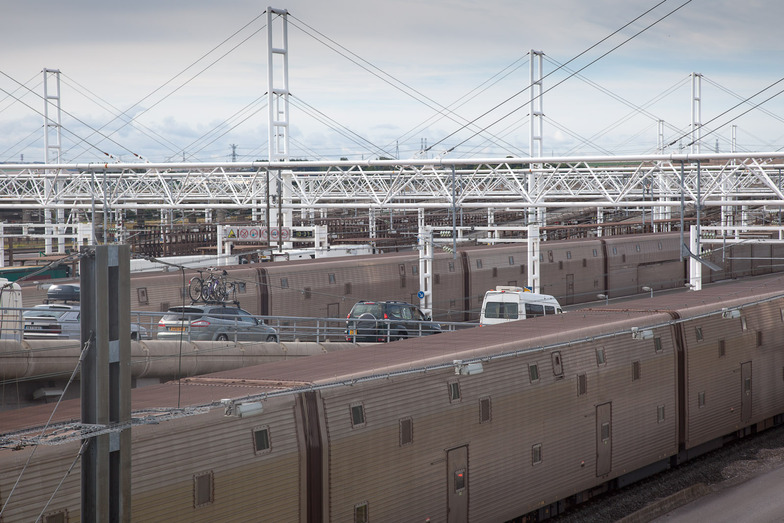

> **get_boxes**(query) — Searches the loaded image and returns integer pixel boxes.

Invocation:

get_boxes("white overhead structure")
[4,153,784,212]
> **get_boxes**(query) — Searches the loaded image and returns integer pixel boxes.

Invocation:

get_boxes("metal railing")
[9,307,477,344]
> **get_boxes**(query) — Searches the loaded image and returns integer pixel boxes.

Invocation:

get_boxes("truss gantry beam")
[2,153,784,213]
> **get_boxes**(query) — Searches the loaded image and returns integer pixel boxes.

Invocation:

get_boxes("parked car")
[23,284,149,340]
[157,304,279,342]
[23,303,150,340]
[479,286,563,326]
[345,300,442,342]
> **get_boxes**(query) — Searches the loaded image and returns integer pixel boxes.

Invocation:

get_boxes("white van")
[0,277,23,341]
[480,286,562,326]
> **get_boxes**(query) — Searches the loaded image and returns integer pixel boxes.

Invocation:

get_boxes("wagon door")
[447,445,468,523]
[596,402,612,477]
[741,361,752,423]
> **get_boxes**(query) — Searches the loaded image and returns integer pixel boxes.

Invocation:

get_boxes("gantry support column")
[81,244,131,522]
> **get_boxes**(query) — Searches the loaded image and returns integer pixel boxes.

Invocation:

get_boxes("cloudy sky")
[2,0,783,163]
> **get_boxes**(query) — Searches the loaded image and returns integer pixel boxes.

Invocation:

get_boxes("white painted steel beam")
[0,153,784,213]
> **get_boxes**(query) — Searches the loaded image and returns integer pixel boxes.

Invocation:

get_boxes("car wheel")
[266,334,277,343]
[216,333,229,342]
[130,332,138,341]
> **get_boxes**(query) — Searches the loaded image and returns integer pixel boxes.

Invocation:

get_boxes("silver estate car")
[157,305,278,342]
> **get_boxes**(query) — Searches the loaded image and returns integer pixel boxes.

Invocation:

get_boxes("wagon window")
[193,471,214,508]
[354,502,369,523]
[528,363,539,383]
[596,348,606,366]
[253,426,271,454]
[566,251,572,259]
[695,327,703,341]
[741,317,747,331]
[718,339,726,358]
[344,282,352,295]
[757,331,763,347]
[43,511,68,523]
[476,259,483,269]
[632,361,641,381]
[592,248,598,257]
[449,381,461,402]
[508,256,515,265]
[304,287,312,299]
[532,443,543,465]
[280,277,289,289]
[454,469,466,492]
[328,273,336,284]
[635,244,641,252]
[601,422,610,442]
[612,247,617,255]
[657,405,666,423]
[350,403,366,428]
[399,417,413,446]
[479,397,492,423]
[448,261,455,272]
[654,337,663,353]
[551,351,564,377]
[698,391,706,408]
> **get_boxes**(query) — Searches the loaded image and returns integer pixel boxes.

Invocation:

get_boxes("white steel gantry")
[4,153,784,214]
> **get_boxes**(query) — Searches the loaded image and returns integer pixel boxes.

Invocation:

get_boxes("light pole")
[642,286,653,298]
[597,293,608,305]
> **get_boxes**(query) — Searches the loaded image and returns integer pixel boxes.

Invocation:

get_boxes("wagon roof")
[4,273,784,436]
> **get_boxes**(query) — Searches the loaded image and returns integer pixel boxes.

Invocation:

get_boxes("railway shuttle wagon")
[6,275,784,521]
[19,231,784,327]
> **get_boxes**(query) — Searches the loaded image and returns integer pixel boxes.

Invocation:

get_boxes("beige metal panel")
[0,442,83,522]
[263,252,415,318]
[129,397,301,522]
[684,299,784,449]
[319,325,678,522]
[539,239,605,304]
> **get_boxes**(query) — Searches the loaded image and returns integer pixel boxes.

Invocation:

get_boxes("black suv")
[345,300,442,342]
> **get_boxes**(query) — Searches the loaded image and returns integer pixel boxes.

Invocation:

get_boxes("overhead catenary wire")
[287,14,525,158]
[425,0,694,156]
[62,13,270,163]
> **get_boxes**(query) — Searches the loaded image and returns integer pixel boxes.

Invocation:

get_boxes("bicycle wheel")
[213,281,229,302]
[201,279,215,302]
[188,277,203,302]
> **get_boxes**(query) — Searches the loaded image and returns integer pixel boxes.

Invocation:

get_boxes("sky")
[2,0,784,164]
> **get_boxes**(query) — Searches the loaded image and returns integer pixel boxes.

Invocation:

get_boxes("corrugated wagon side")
[316,310,679,521]
[679,294,784,454]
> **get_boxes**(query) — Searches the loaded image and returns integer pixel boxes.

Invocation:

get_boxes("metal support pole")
[81,244,131,522]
